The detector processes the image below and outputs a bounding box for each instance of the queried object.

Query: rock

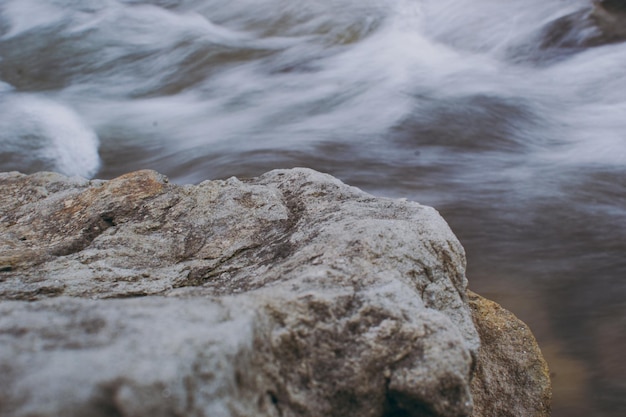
[0,168,549,416]
[533,0,626,56]
[591,0,626,42]
[468,291,552,417]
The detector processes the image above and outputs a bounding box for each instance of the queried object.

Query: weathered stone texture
[0,168,550,417]
[469,291,552,417]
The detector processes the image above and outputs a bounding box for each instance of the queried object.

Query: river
[1,1,625,415]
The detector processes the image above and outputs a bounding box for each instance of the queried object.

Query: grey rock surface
[0,168,548,417]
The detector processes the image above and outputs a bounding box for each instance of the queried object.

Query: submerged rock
[0,168,549,416]
[591,0,626,42]
[537,0,626,53]
[507,0,626,64]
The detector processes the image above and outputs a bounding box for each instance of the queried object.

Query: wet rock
[0,168,549,416]
[591,0,626,43]
[468,291,552,417]
[524,0,626,62]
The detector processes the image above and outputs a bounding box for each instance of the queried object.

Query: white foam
[0,81,13,92]
[0,95,100,177]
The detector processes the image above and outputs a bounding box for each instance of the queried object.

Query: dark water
[1,1,625,415]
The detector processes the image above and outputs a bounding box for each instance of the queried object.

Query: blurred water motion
[1,1,625,415]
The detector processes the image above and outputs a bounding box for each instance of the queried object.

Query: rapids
[1,1,625,415]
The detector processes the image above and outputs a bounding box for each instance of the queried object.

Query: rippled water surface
[1,1,625,415]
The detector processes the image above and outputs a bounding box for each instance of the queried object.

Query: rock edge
[0,168,550,417]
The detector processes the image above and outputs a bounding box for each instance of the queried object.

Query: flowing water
[1,0,625,415]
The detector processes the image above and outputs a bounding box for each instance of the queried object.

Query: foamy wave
[0,95,100,178]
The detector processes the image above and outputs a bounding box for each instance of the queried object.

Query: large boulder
[0,168,549,417]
